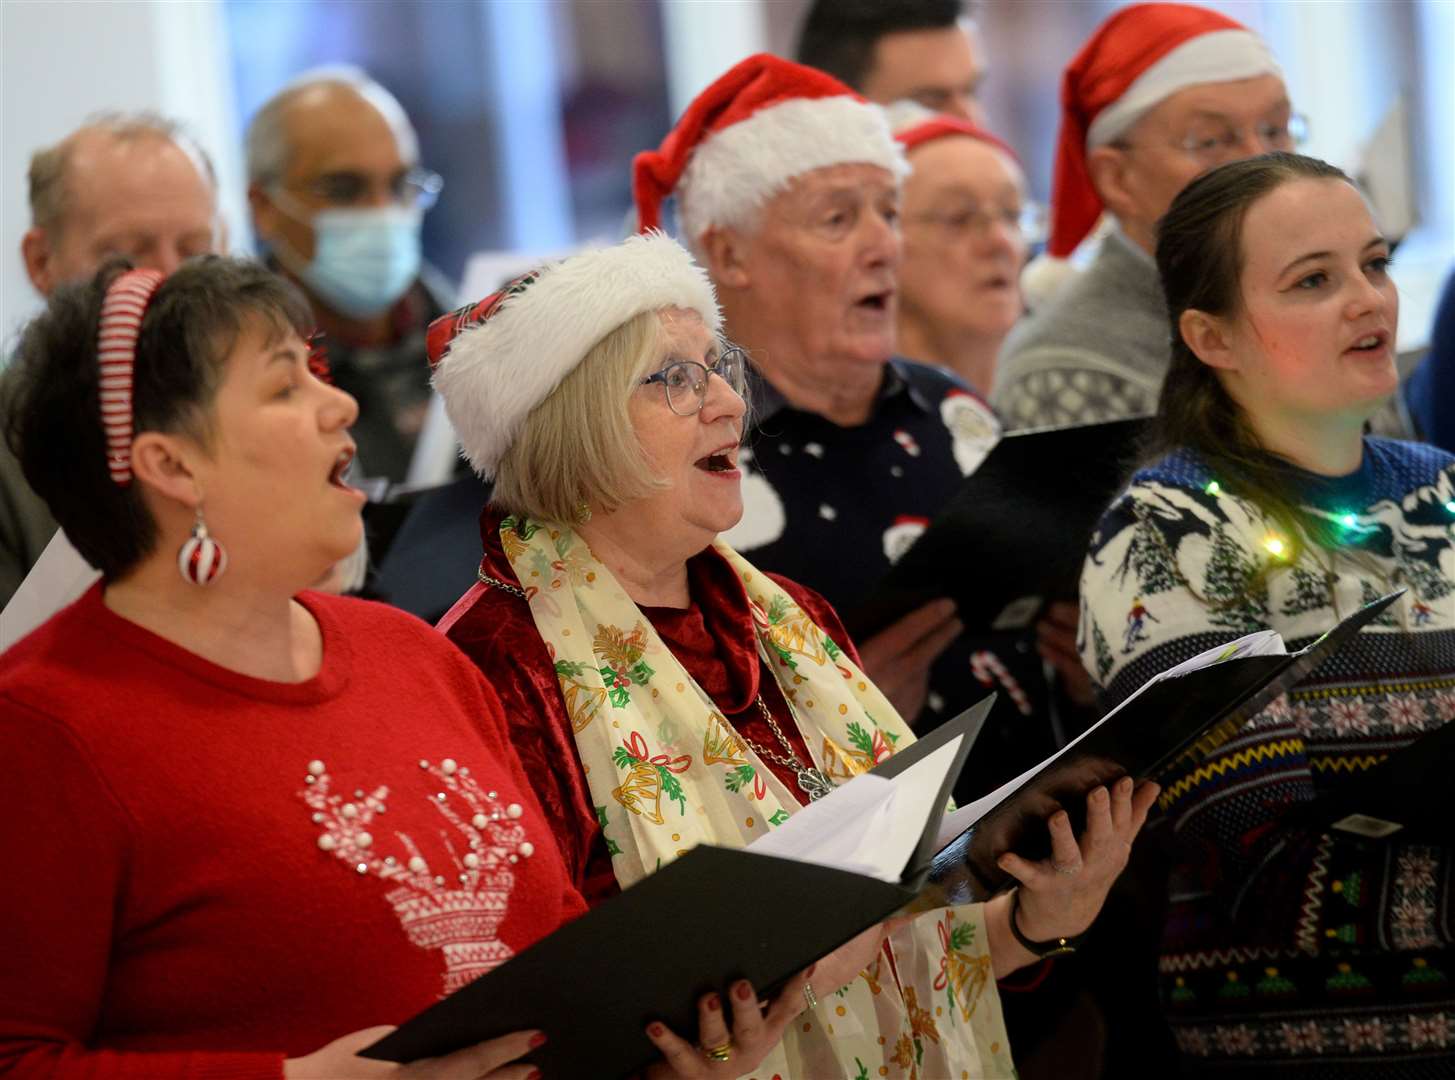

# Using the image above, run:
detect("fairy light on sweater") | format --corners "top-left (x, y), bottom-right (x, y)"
top-left (1079, 435), bottom-right (1455, 1075)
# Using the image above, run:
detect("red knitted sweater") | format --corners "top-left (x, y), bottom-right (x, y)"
top-left (0, 584), bottom-right (585, 1080)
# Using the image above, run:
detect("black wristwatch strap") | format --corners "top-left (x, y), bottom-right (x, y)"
top-left (1010, 889), bottom-right (1082, 957)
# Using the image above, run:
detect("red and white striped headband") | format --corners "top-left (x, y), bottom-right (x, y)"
top-left (96, 269), bottom-right (166, 486)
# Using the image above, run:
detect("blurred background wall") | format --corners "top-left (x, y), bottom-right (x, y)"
top-left (3, 0), bottom-right (1451, 344)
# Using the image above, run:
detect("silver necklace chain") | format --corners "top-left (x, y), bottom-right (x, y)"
top-left (750, 696), bottom-right (836, 801)
top-left (478, 566), bottom-right (527, 598)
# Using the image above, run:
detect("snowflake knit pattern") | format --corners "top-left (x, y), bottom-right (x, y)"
top-left (1079, 437), bottom-right (1455, 1076)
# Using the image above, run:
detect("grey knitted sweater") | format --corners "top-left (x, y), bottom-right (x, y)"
top-left (992, 229), bottom-right (1170, 430)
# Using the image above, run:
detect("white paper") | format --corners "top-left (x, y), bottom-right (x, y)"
top-left (932, 628), bottom-right (1288, 850)
top-left (747, 734), bottom-right (964, 884)
top-left (1, 530), bottom-right (100, 652)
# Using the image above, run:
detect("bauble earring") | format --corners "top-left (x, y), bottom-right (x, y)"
top-left (178, 507), bottom-right (228, 585)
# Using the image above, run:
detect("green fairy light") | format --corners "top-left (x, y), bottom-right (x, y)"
top-left (1205, 480), bottom-right (1221, 496)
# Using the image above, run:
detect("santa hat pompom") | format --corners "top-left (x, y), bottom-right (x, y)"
top-left (1019, 253), bottom-right (1081, 314)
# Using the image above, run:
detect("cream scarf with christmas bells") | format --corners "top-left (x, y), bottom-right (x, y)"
top-left (503, 516), bottom-right (1015, 1079)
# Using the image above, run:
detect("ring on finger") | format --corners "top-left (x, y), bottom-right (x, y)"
top-left (1052, 860), bottom-right (1080, 876)
top-left (802, 981), bottom-right (819, 1011)
top-left (701, 1037), bottom-right (734, 1063)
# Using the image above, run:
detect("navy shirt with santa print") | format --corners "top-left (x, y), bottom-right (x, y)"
top-left (723, 357), bottom-right (1064, 800)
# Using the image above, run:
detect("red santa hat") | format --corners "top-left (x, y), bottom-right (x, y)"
top-left (886, 100), bottom-right (1020, 165)
top-left (633, 53), bottom-right (908, 245)
top-left (1048, 2), bottom-right (1282, 257)
top-left (427, 232), bottom-right (721, 479)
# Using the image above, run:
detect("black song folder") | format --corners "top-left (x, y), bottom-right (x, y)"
top-left (848, 416), bottom-right (1149, 639)
top-left (1296, 716), bottom-right (1454, 842)
top-left (361, 696), bottom-right (994, 1076)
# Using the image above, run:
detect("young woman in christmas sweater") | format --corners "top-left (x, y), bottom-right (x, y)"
top-left (1079, 153), bottom-right (1455, 1076)
top-left (0, 257), bottom-right (811, 1080)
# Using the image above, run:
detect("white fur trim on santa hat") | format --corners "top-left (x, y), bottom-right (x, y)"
top-left (432, 231), bottom-right (721, 479)
top-left (1019, 252), bottom-right (1079, 312)
top-left (1086, 29), bottom-right (1282, 148)
top-left (676, 96), bottom-right (909, 249)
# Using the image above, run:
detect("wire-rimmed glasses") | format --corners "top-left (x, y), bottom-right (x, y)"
top-left (640, 346), bottom-right (747, 416)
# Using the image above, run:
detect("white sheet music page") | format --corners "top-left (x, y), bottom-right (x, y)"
top-left (747, 735), bottom-right (964, 883)
top-left (933, 628), bottom-right (1287, 849)
top-left (1, 530), bottom-right (100, 653)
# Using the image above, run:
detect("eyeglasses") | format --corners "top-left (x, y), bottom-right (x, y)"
top-left (1119, 114), bottom-right (1310, 167)
top-left (300, 166), bottom-right (444, 210)
top-left (906, 200), bottom-right (1046, 245)
top-left (640, 346), bottom-right (747, 416)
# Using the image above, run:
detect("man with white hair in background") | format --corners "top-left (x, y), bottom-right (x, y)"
top-left (633, 56), bottom-right (1094, 793)
top-left (246, 67), bottom-right (451, 484)
top-left (993, 2), bottom-right (1297, 430)
top-left (2, 113), bottom-right (222, 607)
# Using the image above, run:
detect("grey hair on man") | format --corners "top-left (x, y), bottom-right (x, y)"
top-left (28, 111), bottom-right (216, 235)
top-left (245, 64), bottom-right (419, 188)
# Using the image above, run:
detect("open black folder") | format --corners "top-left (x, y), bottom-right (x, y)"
top-left (925, 590), bottom-right (1404, 904)
top-left (847, 416), bottom-right (1149, 640)
top-left (1294, 716), bottom-right (1455, 842)
top-left (361, 696), bottom-right (995, 1077)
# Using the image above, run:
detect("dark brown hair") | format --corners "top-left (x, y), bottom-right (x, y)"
top-left (5, 255), bottom-right (313, 578)
top-left (1150, 151), bottom-right (1355, 554)
top-left (795, 0), bottom-right (967, 90)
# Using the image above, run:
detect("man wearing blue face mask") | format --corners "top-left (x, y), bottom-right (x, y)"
top-left (247, 66), bottom-right (453, 483)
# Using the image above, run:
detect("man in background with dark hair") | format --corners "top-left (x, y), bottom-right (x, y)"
top-left (794, 0), bottom-right (988, 125)
top-left (3, 113), bottom-right (223, 608)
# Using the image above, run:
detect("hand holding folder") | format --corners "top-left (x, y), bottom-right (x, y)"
top-left (363, 593), bottom-right (1393, 1076)
top-left (925, 590), bottom-right (1403, 904)
top-left (362, 697), bottom-right (995, 1077)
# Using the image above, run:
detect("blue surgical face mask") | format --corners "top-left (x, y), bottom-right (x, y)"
top-left (268, 191), bottom-right (423, 319)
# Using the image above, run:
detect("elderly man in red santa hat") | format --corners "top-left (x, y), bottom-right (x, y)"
top-left (993, 2), bottom-right (1296, 431)
top-left (634, 54), bottom-right (1095, 781)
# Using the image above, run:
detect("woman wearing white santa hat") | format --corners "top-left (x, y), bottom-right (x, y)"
top-left (430, 229), bottom-right (1158, 1079)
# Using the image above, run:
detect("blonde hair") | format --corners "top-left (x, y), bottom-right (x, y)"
top-left (491, 310), bottom-right (668, 523)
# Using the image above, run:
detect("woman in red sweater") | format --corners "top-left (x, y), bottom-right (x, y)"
top-left (0, 257), bottom-right (807, 1080)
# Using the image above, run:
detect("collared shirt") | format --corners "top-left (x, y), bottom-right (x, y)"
top-left (724, 358), bottom-right (997, 606)
top-left (722, 357), bottom-right (1068, 798)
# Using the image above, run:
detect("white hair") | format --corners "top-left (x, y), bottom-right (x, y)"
top-left (674, 97), bottom-right (909, 259)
